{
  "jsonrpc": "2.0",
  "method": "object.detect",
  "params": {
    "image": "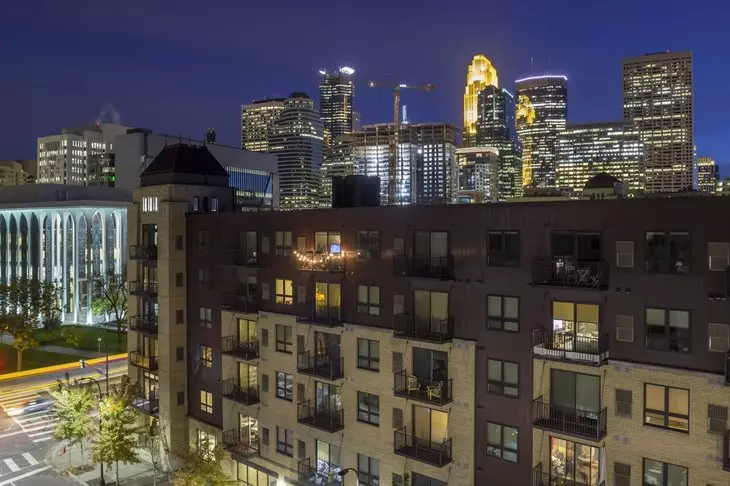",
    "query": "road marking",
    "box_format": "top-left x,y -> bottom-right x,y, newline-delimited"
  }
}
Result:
3,459 -> 19,472
10,410 -> 46,419
0,390 -> 39,401
16,416 -> 54,427
21,453 -> 38,466
0,397 -> 39,409
0,465 -> 51,485
27,430 -> 53,438
0,429 -> 31,439
32,436 -> 52,443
